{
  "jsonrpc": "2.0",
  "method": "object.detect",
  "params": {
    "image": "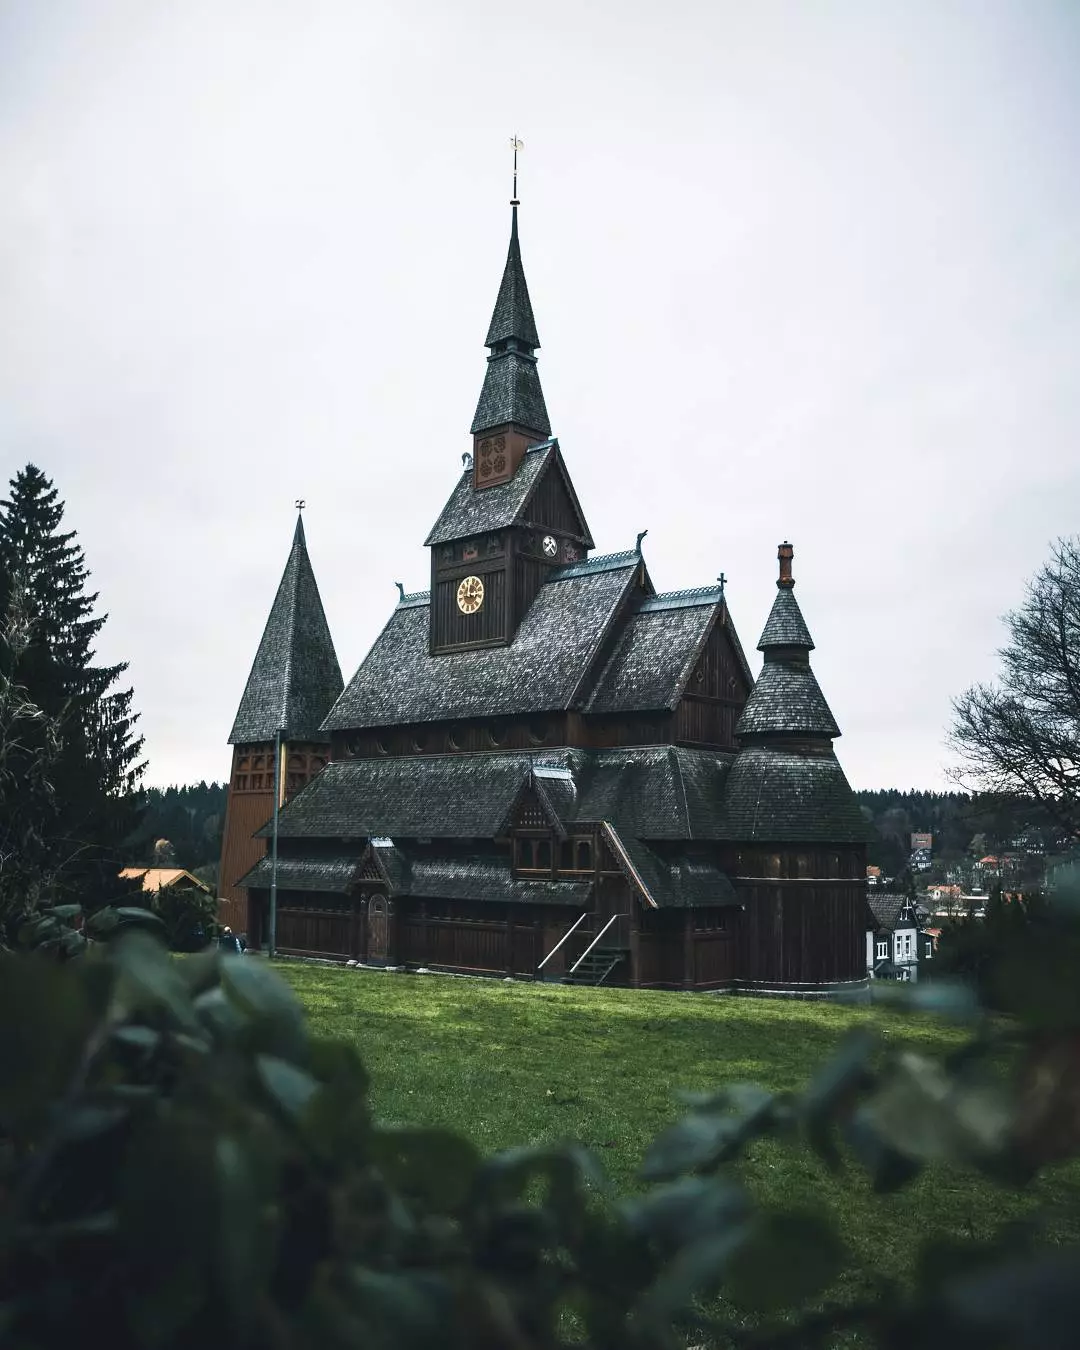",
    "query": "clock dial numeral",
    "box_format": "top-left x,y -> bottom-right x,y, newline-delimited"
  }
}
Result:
456,575 -> 485,614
